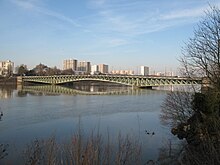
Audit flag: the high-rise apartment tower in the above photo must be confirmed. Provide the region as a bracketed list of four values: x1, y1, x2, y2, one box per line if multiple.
[63, 59, 77, 71]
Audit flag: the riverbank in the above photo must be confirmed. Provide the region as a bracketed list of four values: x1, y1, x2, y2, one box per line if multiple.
[0, 77, 17, 85]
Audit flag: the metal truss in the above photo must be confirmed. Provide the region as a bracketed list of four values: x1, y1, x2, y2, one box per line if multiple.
[20, 75, 202, 87]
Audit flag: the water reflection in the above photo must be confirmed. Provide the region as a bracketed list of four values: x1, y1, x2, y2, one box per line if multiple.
[0, 85, 16, 99]
[0, 144, 8, 160]
[20, 84, 131, 96]
[19, 83, 167, 96]
[0, 112, 3, 121]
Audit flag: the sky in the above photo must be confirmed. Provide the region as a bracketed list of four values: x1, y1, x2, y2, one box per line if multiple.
[0, 0, 220, 73]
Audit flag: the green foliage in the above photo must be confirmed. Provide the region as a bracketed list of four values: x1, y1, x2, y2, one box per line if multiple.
[17, 65, 28, 76]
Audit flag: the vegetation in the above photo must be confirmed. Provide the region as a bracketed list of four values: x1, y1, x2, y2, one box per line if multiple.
[15, 63, 82, 76]
[180, 6, 220, 90]
[21, 133, 142, 165]
[161, 6, 220, 165]
[16, 64, 29, 76]
[161, 89, 194, 127]
[15, 63, 63, 76]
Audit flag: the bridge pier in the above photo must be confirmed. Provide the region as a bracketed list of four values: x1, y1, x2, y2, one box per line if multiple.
[17, 76, 23, 85]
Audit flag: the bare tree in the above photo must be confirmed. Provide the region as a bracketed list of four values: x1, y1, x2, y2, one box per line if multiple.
[180, 6, 220, 90]
[161, 6, 220, 164]
[181, 6, 220, 117]
[162, 6, 220, 124]
[160, 89, 193, 128]
[162, 6, 220, 126]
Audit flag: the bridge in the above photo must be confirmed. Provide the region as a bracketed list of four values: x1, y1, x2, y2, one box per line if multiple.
[17, 75, 203, 88]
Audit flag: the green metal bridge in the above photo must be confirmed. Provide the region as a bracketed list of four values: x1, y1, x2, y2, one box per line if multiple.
[18, 75, 203, 88]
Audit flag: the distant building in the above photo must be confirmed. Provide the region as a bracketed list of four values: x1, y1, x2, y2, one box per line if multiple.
[140, 66, 149, 76]
[98, 64, 108, 74]
[63, 59, 77, 71]
[111, 70, 134, 75]
[77, 61, 91, 74]
[91, 65, 99, 75]
[156, 72, 165, 76]
[0, 60, 14, 76]
[156, 71, 173, 77]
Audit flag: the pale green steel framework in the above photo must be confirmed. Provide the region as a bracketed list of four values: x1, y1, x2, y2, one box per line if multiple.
[19, 75, 202, 87]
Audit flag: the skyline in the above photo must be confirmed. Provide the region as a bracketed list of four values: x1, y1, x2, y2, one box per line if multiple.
[0, 0, 220, 72]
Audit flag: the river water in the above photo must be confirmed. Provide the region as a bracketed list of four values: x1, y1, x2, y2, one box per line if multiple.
[0, 83, 179, 164]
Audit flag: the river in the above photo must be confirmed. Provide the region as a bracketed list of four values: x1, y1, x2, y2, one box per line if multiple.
[0, 82, 180, 164]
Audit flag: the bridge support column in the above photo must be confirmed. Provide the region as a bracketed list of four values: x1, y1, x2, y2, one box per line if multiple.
[17, 76, 24, 90]
[17, 76, 23, 85]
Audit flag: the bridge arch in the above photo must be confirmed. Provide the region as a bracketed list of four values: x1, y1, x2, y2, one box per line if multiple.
[56, 78, 134, 86]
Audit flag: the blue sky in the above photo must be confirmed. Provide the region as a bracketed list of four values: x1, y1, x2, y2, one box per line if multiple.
[0, 0, 220, 73]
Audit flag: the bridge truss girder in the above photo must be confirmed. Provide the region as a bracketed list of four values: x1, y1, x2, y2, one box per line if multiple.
[21, 75, 202, 88]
